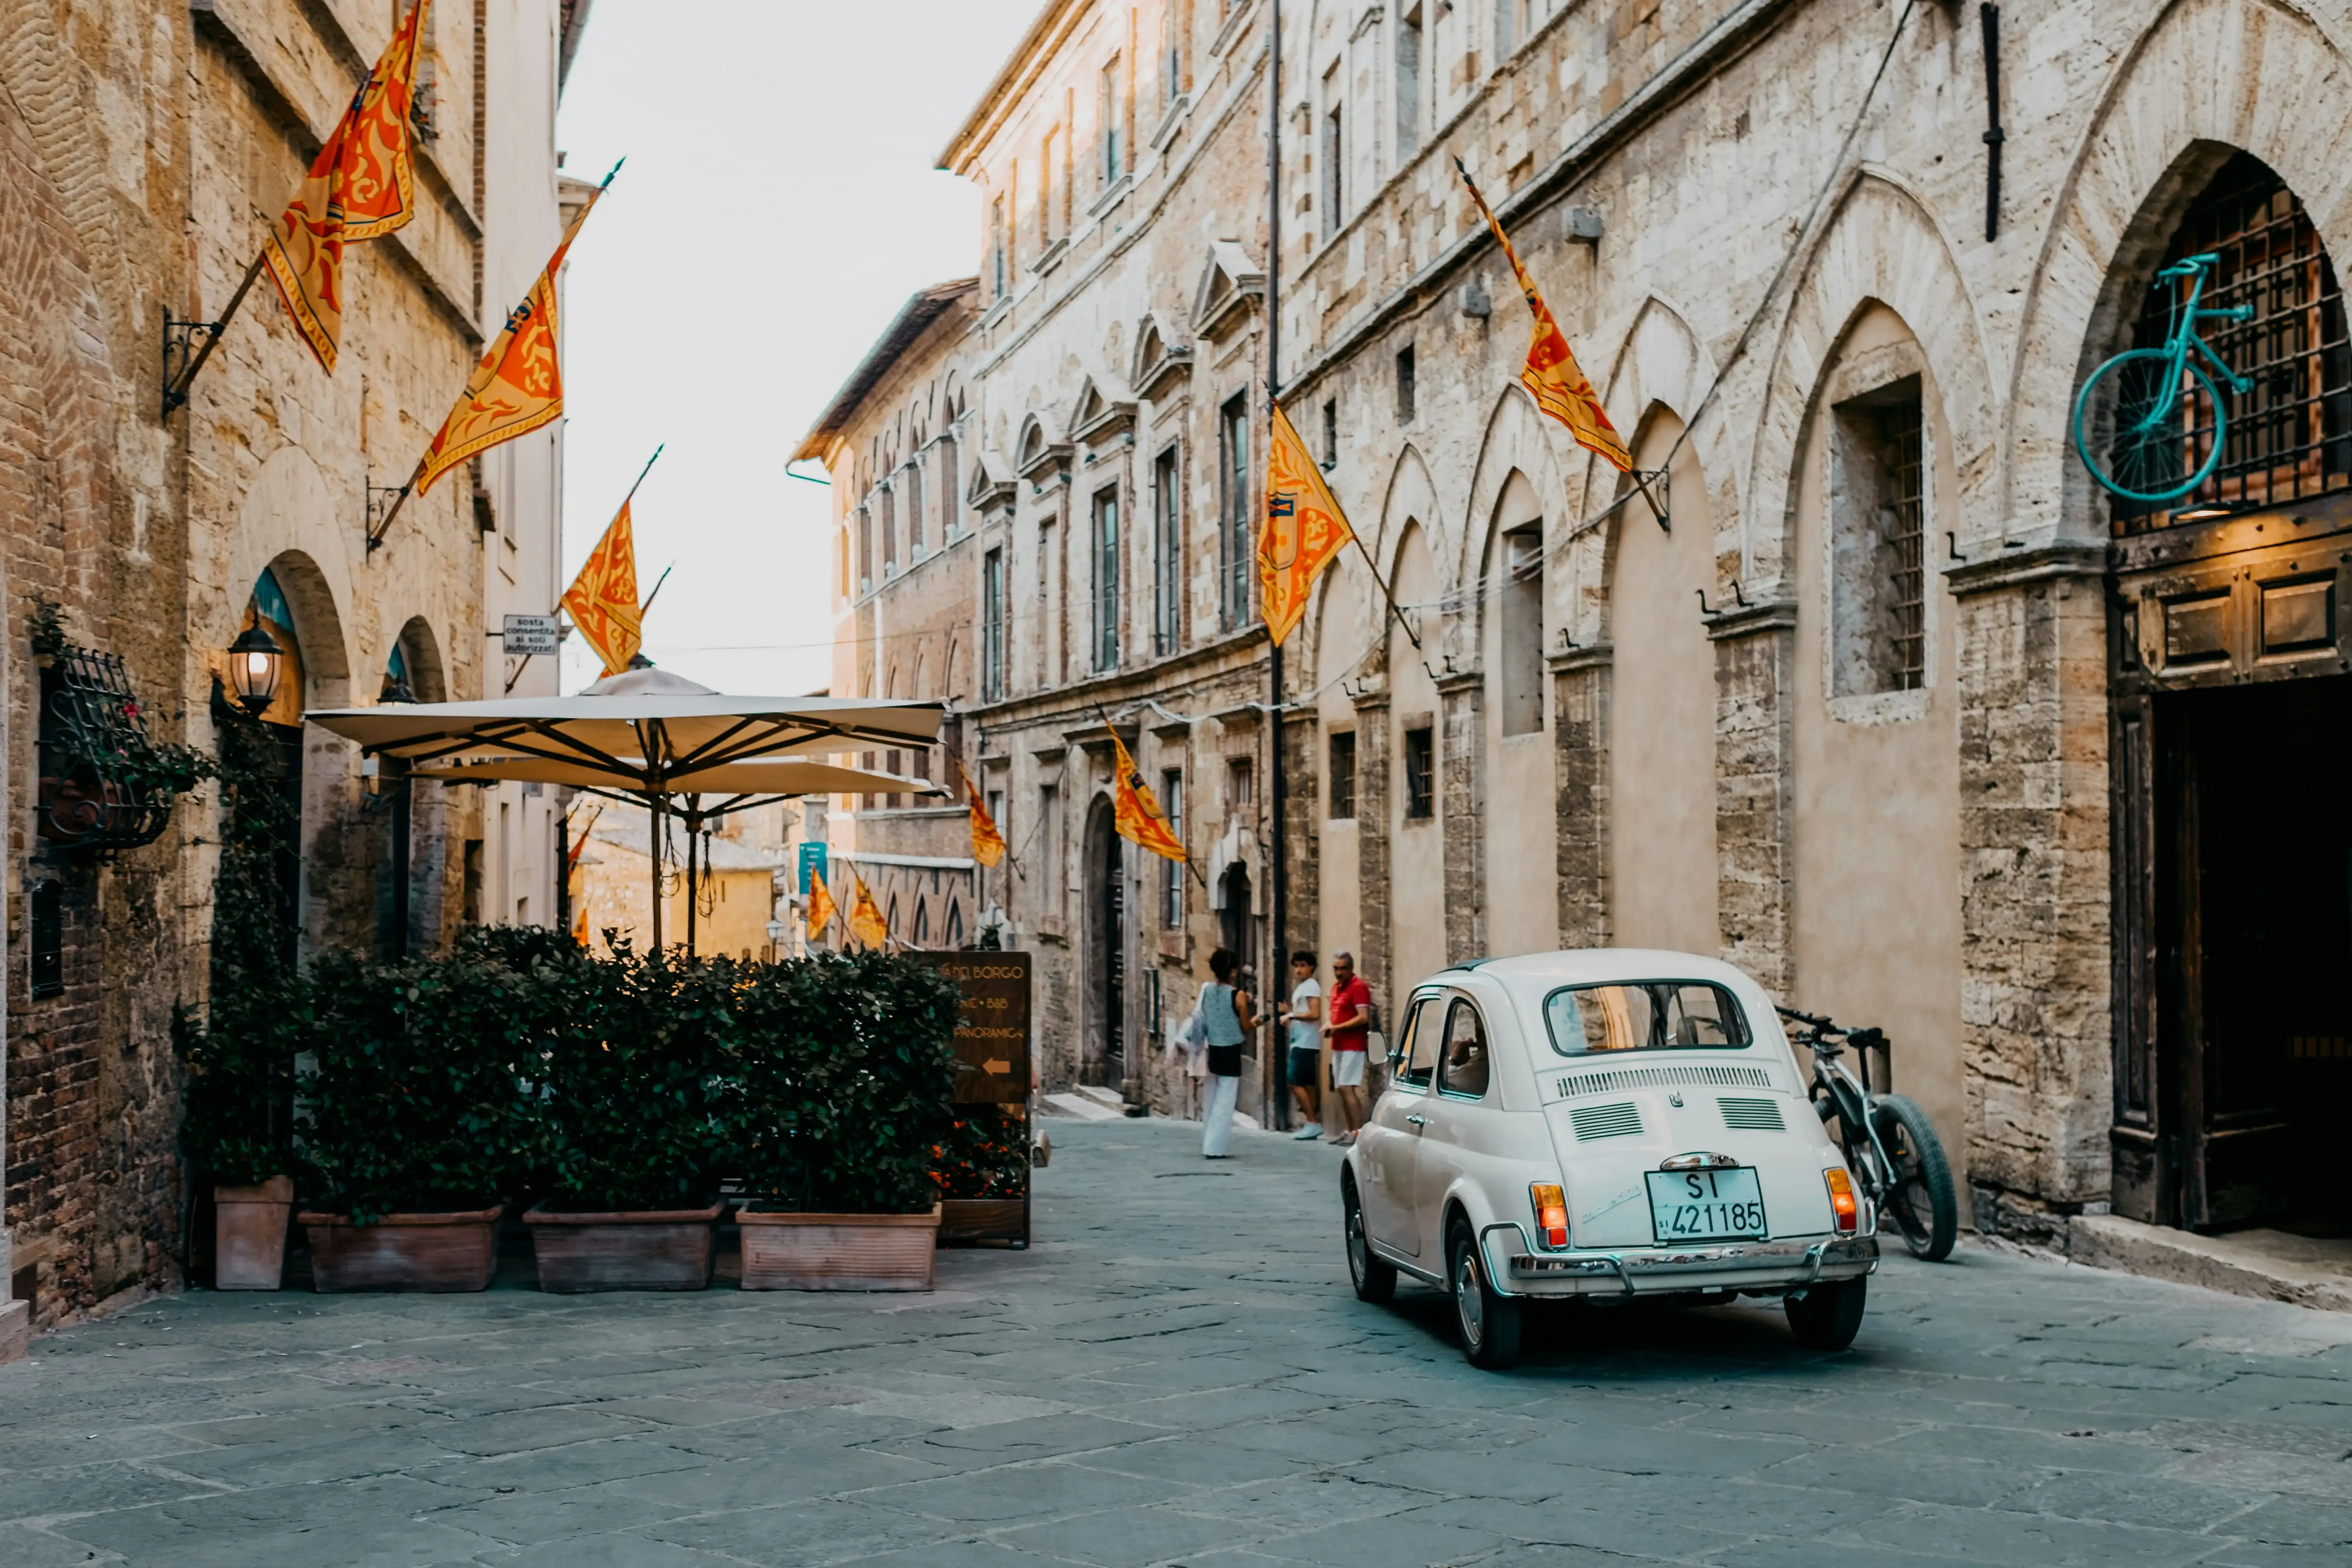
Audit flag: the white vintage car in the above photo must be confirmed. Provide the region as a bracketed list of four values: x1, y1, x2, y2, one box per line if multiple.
[1341, 949, 1878, 1368]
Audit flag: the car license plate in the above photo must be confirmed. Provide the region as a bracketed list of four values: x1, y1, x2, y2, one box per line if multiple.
[1645, 1167, 1768, 1243]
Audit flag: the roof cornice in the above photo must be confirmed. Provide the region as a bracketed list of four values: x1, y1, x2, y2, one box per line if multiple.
[792, 279, 979, 464]
[936, 0, 1089, 175]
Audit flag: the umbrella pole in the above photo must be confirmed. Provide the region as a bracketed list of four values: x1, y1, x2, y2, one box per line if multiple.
[649, 794, 665, 954]
[685, 796, 699, 957]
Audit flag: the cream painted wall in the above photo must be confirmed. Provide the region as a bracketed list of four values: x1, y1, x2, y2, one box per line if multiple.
[1608, 415, 1717, 956]
[1483, 471, 1557, 957]
[1789, 305, 1969, 1183]
[1388, 524, 1445, 994]
[1316, 567, 1364, 971]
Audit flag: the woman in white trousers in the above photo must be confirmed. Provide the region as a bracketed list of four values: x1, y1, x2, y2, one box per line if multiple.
[1198, 946, 1256, 1158]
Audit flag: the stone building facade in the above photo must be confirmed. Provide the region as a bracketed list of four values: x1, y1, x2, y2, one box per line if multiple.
[0, 0, 588, 1352]
[809, 0, 2352, 1244]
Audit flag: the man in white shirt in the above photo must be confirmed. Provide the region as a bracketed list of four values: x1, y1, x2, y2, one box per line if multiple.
[1278, 950, 1323, 1139]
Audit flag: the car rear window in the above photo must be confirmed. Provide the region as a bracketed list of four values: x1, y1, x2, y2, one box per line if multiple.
[1543, 981, 1750, 1056]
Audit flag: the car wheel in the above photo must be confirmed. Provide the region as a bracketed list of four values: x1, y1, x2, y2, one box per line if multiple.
[1447, 1219, 1521, 1370]
[1343, 1175, 1396, 1304]
[1784, 1276, 1867, 1352]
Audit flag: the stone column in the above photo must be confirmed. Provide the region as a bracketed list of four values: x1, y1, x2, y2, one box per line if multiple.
[1281, 709, 1318, 966]
[1351, 691, 1390, 992]
[1708, 600, 1799, 998]
[1549, 645, 1612, 950]
[1436, 671, 1487, 965]
[1947, 544, 2111, 1242]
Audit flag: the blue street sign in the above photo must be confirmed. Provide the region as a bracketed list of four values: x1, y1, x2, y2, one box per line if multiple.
[797, 841, 828, 896]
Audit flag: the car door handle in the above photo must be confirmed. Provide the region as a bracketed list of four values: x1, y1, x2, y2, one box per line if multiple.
[1405, 1115, 1427, 1127]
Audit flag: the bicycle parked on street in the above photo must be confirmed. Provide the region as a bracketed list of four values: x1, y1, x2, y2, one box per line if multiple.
[1775, 1005, 1958, 1262]
[2071, 251, 2254, 503]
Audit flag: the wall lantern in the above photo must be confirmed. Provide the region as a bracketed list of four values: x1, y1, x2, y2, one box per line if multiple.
[378, 670, 419, 705]
[225, 623, 285, 717]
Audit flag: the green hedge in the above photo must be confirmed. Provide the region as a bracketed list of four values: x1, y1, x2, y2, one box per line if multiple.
[180, 933, 968, 1224]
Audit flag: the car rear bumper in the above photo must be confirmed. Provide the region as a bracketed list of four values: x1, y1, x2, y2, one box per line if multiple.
[1485, 1225, 1879, 1298]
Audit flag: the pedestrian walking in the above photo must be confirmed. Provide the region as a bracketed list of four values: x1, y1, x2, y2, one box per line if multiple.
[1323, 950, 1372, 1146]
[1199, 946, 1256, 1158]
[1277, 949, 1323, 1139]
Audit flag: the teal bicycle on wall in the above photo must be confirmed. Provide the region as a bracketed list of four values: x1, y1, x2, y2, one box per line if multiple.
[2073, 252, 2254, 503]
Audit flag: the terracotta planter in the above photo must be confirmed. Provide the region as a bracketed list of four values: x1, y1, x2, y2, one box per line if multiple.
[298, 1205, 503, 1292]
[523, 1202, 722, 1292]
[214, 1176, 294, 1290]
[939, 1198, 1025, 1244]
[737, 1205, 941, 1291]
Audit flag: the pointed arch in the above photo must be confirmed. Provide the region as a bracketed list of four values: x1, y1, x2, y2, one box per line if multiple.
[1749, 168, 1997, 590]
[2006, 0, 2352, 537]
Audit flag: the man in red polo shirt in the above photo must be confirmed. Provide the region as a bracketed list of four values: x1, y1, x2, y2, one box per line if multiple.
[1322, 950, 1372, 1146]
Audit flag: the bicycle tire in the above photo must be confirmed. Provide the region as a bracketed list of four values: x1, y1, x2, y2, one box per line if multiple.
[1872, 1093, 1958, 1262]
[2073, 348, 2227, 503]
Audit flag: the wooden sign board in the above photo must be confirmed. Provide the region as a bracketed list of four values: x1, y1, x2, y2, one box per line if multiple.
[910, 952, 1031, 1106]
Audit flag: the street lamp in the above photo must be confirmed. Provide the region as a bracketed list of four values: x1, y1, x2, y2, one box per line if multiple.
[225, 623, 285, 718]
[765, 916, 785, 962]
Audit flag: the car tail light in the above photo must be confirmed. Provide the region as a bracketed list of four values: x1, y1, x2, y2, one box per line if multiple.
[1824, 1167, 1859, 1233]
[1530, 1183, 1568, 1249]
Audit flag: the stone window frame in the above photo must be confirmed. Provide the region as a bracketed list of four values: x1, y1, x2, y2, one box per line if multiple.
[1817, 336, 1944, 730]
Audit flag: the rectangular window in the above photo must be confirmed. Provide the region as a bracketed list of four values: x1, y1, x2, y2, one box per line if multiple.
[856, 504, 872, 591]
[1499, 524, 1544, 735]
[1829, 378, 1926, 696]
[1494, 0, 1519, 56]
[1091, 487, 1121, 671]
[1162, 5, 1183, 104]
[1100, 58, 1124, 184]
[1227, 755, 1253, 810]
[1543, 981, 1752, 1056]
[1041, 783, 1063, 900]
[1218, 393, 1251, 627]
[940, 438, 959, 538]
[982, 546, 1006, 699]
[1396, 345, 1416, 423]
[990, 196, 1007, 297]
[1402, 724, 1434, 818]
[1396, 6, 1422, 158]
[1327, 730, 1357, 820]
[1161, 769, 1185, 926]
[907, 461, 925, 553]
[1321, 399, 1338, 466]
[1322, 97, 1343, 227]
[987, 789, 1007, 852]
[881, 485, 897, 571]
[29, 880, 61, 999]
[1040, 131, 1056, 245]
[1152, 446, 1181, 655]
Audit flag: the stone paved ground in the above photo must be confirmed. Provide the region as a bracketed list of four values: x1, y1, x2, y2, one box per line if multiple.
[3, 1117, 2351, 1568]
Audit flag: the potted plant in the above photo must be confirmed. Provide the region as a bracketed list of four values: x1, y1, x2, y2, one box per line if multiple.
[294, 950, 539, 1291]
[175, 710, 292, 1288]
[730, 951, 960, 1290]
[936, 1105, 1029, 1243]
[519, 939, 729, 1291]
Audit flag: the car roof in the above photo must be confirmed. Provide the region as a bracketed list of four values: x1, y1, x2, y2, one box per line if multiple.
[1418, 948, 1763, 994]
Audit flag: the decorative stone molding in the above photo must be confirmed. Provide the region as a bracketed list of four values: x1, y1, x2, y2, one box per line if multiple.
[1702, 597, 1798, 642]
[1944, 540, 2107, 598]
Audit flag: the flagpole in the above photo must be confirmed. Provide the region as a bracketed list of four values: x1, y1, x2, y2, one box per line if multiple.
[1264, 0, 1289, 1132]
[164, 250, 269, 414]
[366, 453, 428, 552]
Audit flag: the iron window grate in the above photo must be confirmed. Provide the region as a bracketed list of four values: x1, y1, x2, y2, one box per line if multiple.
[1885, 406, 1926, 689]
[2115, 153, 2351, 533]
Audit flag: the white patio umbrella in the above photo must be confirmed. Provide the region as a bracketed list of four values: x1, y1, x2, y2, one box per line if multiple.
[309, 666, 944, 953]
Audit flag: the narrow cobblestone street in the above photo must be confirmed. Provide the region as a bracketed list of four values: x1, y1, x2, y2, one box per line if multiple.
[4, 1118, 2350, 1568]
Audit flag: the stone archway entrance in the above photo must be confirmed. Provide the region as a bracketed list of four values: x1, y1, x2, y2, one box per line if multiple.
[1083, 796, 1125, 1088]
[2106, 151, 2352, 1233]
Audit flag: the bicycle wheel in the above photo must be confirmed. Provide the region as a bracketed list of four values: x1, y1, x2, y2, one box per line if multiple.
[2073, 348, 2227, 503]
[1871, 1094, 1958, 1262]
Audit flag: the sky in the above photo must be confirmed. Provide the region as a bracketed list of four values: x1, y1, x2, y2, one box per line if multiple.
[551, 1, 1039, 696]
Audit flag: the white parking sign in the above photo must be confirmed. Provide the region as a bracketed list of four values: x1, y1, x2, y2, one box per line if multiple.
[502, 613, 560, 656]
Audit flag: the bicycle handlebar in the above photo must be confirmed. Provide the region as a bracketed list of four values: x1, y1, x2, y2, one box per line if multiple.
[1774, 1004, 1890, 1057]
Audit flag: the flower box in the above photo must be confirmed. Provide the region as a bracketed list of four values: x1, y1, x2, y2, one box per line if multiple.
[523, 1203, 722, 1292]
[298, 1205, 503, 1292]
[737, 1205, 940, 1291]
[214, 1176, 293, 1290]
[939, 1198, 1026, 1244]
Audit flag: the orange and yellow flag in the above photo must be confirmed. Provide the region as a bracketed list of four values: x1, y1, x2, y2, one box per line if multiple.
[1456, 162, 1630, 473]
[417, 169, 613, 495]
[958, 763, 1005, 868]
[561, 498, 643, 676]
[1110, 730, 1186, 864]
[848, 874, 890, 950]
[804, 866, 837, 941]
[1260, 400, 1357, 648]
[259, 0, 430, 373]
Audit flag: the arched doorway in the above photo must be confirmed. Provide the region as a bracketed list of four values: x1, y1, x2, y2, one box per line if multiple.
[1083, 796, 1125, 1087]
[2103, 150, 2352, 1232]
